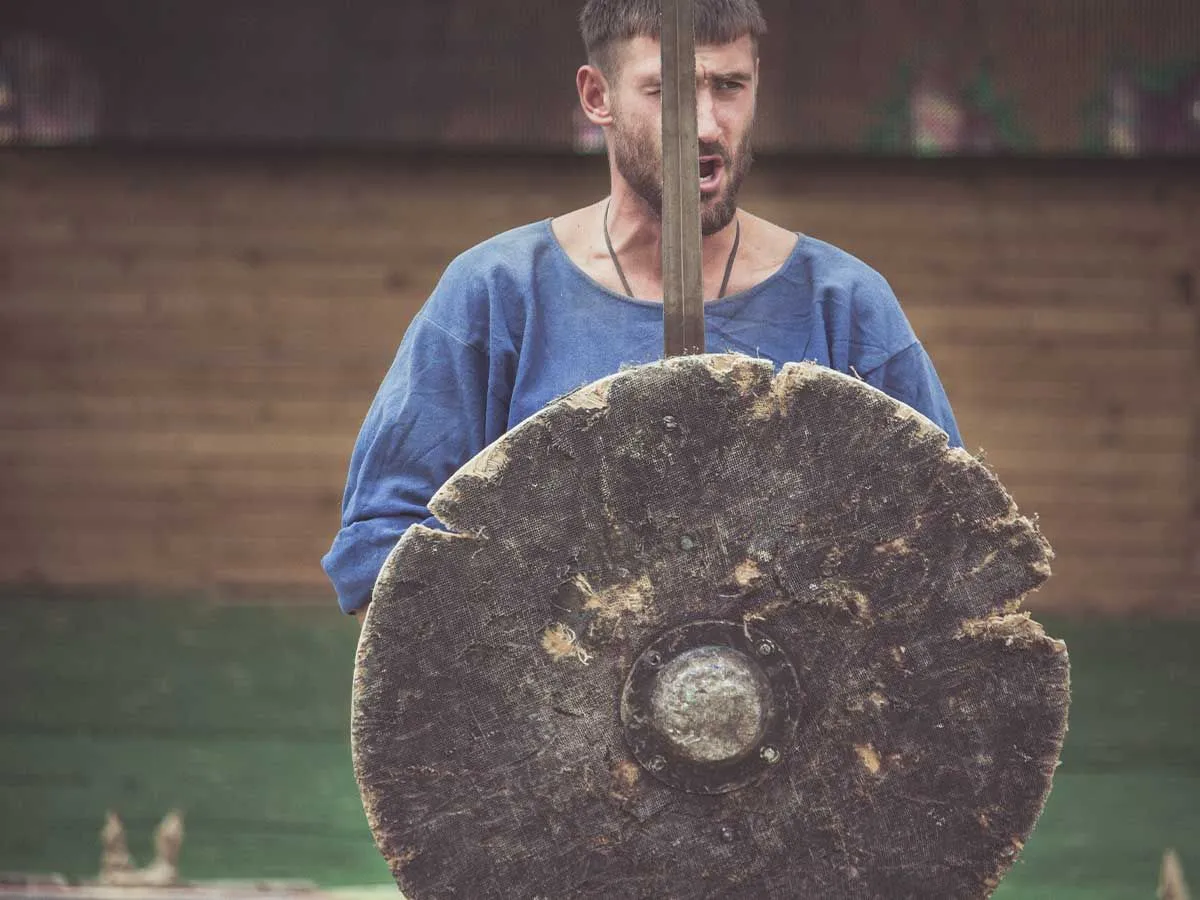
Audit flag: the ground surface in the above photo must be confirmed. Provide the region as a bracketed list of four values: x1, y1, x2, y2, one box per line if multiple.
[0, 596, 1195, 898]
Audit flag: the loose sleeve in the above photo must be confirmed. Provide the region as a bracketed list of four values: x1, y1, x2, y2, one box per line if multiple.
[862, 341, 964, 448]
[321, 312, 490, 614]
[828, 256, 964, 450]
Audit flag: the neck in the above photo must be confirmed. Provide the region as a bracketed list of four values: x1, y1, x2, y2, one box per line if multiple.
[604, 181, 740, 298]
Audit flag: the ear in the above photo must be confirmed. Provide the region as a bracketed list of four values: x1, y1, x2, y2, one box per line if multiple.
[577, 64, 614, 127]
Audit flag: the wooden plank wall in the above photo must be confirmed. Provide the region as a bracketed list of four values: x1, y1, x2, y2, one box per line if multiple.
[0, 152, 1196, 615]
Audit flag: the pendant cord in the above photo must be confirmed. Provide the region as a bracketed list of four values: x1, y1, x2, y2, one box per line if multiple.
[602, 200, 636, 298]
[718, 215, 741, 300]
[604, 200, 740, 301]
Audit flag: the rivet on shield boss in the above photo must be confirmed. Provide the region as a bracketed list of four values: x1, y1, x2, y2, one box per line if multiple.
[351, 1, 1070, 896]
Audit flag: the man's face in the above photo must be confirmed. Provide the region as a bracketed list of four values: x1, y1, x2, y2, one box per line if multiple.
[606, 35, 758, 236]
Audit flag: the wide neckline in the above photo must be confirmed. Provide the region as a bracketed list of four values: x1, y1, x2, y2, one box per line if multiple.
[541, 218, 808, 312]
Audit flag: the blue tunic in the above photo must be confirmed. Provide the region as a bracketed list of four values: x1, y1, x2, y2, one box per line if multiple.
[324, 220, 962, 613]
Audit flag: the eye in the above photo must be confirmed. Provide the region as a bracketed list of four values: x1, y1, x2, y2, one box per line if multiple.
[717, 80, 745, 93]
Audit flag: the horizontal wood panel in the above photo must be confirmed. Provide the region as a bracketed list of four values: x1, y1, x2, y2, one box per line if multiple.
[0, 468, 1183, 531]
[21, 180, 1185, 229]
[0, 395, 369, 432]
[3, 254, 400, 295]
[1, 335, 1188, 386]
[4, 282, 1173, 332]
[6, 367, 1187, 413]
[1, 154, 1195, 615]
[0, 360, 396, 396]
[0, 428, 352, 459]
[3, 220, 1192, 279]
[5, 293, 1192, 351]
[8, 363, 1181, 414]
[0, 396, 1188, 447]
[0, 535, 333, 584]
[0, 440, 1185, 491]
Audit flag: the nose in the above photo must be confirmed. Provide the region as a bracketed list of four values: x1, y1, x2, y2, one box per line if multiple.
[696, 88, 720, 144]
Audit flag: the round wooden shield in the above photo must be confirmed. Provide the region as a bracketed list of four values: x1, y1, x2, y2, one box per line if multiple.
[352, 354, 1069, 899]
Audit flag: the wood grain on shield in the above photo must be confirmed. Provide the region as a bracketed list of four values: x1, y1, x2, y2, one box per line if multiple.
[352, 355, 1069, 900]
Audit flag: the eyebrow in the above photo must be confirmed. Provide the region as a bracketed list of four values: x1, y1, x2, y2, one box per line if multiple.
[706, 70, 754, 84]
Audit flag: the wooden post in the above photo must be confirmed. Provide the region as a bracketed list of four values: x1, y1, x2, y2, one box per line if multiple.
[661, 0, 704, 356]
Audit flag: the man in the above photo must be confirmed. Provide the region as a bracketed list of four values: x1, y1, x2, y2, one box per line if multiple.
[323, 0, 962, 616]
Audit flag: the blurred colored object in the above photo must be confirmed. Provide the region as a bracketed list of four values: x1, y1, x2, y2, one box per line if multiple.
[1118, 61, 1200, 152]
[0, 60, 16, 145]
[1159, 849, 1192, 900]
[911, 68, 965, 155]
[1083, 59, 1200, 154]
[867, 57, 1033, 155]
[0, 33, 100, 145]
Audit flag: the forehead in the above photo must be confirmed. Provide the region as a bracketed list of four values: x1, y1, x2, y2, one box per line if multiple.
[615, 34, 757, 81]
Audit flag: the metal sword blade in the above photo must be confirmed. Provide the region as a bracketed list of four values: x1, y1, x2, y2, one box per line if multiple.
[661, 0, 705, 356]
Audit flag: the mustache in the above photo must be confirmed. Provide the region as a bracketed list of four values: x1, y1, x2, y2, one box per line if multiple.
[698, 141, 731, 165]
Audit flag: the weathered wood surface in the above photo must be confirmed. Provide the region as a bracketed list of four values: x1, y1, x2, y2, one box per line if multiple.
[353, 355, 1070, 899]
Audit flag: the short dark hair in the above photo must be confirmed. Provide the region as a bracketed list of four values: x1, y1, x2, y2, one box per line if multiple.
[580, 0, 767, 78]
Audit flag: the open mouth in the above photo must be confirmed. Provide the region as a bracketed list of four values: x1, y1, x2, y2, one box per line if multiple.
[699, 156, 724, 192]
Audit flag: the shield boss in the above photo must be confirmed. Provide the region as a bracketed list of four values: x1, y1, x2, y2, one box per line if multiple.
[353, 355, 1069, 899]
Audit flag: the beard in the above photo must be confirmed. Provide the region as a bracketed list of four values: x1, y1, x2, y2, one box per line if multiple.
[609, 111, 754, 236]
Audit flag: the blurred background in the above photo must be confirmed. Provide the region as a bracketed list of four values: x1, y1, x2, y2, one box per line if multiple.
[0, 0, 1196, 896]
